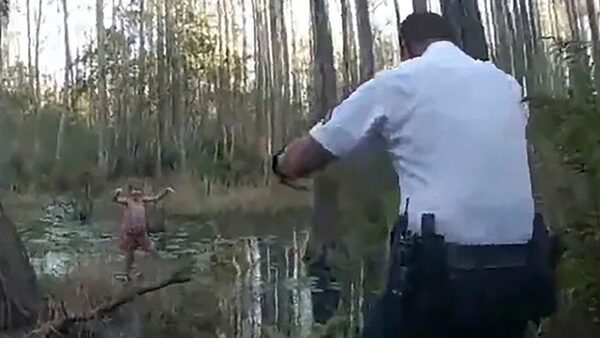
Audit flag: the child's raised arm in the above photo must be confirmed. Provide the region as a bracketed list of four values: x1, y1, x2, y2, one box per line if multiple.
[112, 188, 128, 205]
[143, 187, 175, 203]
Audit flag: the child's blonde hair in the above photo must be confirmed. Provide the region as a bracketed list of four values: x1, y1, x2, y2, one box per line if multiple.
[127, 180, 143, 193]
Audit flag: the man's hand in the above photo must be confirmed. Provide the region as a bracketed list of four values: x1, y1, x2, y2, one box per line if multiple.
[115, 188, 123, 195]
[271, 148, 288, 179]
[165, 187, 175, 194]
[272, 136, 336, 180]
[270, 136, 336, 192]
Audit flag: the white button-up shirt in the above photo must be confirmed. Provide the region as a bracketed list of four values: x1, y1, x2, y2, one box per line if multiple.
[309, 41, 534, 245]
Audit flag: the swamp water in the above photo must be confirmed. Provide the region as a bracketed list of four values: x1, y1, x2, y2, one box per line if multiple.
[16, 215, 370, 337]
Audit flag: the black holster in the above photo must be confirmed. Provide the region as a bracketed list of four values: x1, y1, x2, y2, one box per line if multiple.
[363, 213, 559, 338]
[362, 213, 413, 338]
[527, 213, 559, 320]
[363, 214, 447, 338]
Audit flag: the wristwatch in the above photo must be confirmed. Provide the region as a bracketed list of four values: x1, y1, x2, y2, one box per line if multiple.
[271, 146, 310, 191]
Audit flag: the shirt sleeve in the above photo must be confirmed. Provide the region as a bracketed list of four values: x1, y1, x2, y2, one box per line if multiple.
[309, 78, 388, 158]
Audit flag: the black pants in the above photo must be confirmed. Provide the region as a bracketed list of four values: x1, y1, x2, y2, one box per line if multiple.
[364, 213, 556, 338]
[442, 266, 530, 338]
[365, 265, 534, 338]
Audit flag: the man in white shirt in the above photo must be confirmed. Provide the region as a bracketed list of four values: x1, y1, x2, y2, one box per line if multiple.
[273, 12, 555, 338]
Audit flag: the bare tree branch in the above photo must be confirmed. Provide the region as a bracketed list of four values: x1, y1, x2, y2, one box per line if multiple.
[27, 268, 192, 338]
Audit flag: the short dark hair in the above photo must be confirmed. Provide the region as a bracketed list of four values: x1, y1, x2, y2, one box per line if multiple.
[400, 12, 456, 49]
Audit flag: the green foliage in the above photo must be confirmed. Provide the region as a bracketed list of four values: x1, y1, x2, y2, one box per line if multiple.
[547, 38, 594, 98]
[528, 94, 600, 180]
[528, 90, 600, 321]
[0, 0, 269, 191]
[179, 11, 218, 75]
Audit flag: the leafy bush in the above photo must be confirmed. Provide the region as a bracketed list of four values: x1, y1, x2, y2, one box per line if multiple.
[528, 92, 600, 321]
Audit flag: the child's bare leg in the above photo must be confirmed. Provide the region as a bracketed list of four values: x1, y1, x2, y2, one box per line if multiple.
[136, 246, 158, 280]
[142, 236, 158, 259]
[124, 250, 135, 279]
[142, 246, 159, 260]
[149, 247, 160, 258]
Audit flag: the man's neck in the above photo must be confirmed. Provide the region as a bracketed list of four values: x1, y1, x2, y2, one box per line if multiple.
[410, 39, 454, 58]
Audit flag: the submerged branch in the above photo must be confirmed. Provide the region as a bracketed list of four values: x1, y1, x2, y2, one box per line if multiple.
[27, 268, 192, 337]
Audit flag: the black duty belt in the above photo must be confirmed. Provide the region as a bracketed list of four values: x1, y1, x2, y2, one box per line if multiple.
[446, 243, 529, 270]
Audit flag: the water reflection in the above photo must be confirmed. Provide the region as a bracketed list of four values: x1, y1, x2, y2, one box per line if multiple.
[30, 251, 73, 276]
[21, 220, 357, 336]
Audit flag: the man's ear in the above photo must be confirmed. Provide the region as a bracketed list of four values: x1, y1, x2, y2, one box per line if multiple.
[401, 45, 409, 60]
[402, 42, 416, 60]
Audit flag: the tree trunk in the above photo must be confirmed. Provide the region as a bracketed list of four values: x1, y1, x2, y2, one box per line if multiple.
[440, 0, 488, 60]
[506, 0, 525, 84]
[563, 0, 582, 93]
[310, 0, 337, 122]
[309, 0, 340, 284]
[26, 0, 33, 92]
[253, 0, 271, 181]
[288, 0, 301, 110]
[55, 0, 71, 162]
[240, 0, 248, 99]
[491, 0, 512, 73]
[34, 0, 42, 108]
[481, 0, 494, 60]
[156, 0, 166, 176]
[0, 0, 10, 72]
[225, 0, 237, 165]
[0, 3, 5, 74]
[269, 0, 283, 150]
[215, 0, 225, 171]
[585, 0, 600, 91]
[0, 15, 3, 74]
[135, 0, 146, 163]
[0, 199, 39, 331]
[96, 0, 109, 176]
[393, 0, 403, 53]
[60, 0, 72, 110]
[526, 0, 543, 88]
[280, 0, 291, 143]
[118, 0, 131, 174]
[30, 0, 42, 164]
[263, 0, 273, 178]
[165, 0, 184, 171]
[26, 0, 38, 164]
[516, 0, 535, 92]
[252, 0, 264, 174]
[165, 0, 174, 140]
[341, 0, 358, 98]
[355, 0, 374, 83]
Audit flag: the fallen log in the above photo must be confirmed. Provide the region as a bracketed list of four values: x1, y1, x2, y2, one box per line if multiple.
[0, 198, 40, 330]
[27, 268, 192, 337]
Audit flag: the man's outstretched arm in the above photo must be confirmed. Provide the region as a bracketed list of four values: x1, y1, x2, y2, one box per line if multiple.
[274, 76, 389, 181]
